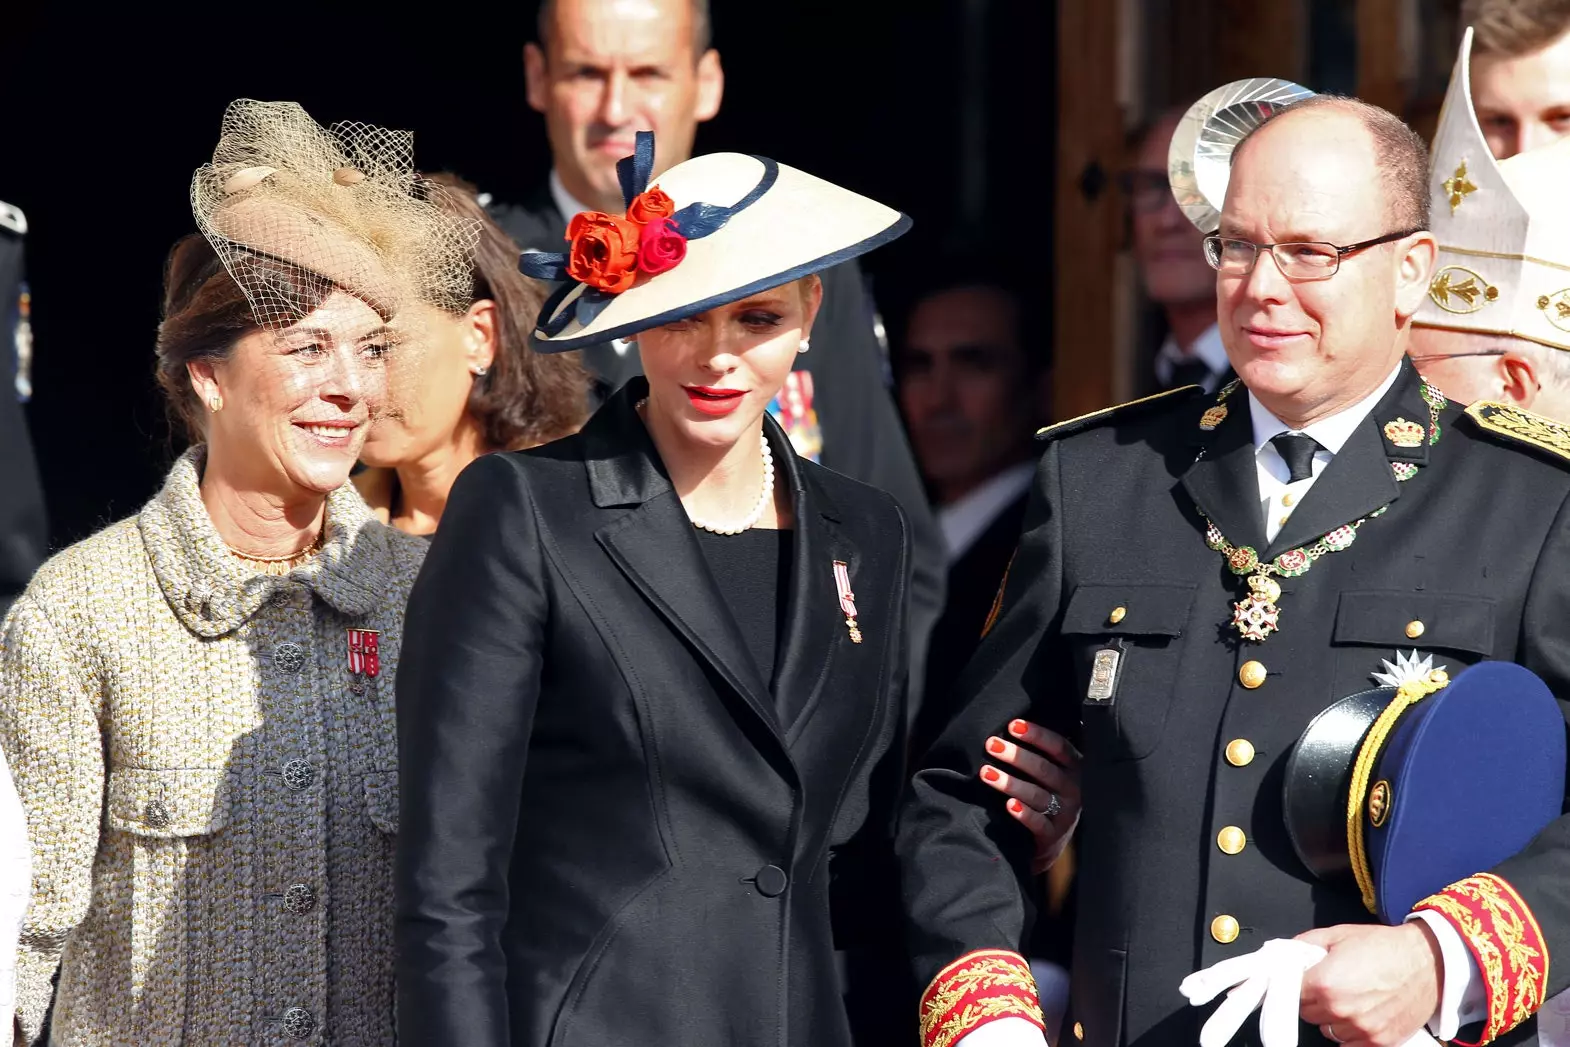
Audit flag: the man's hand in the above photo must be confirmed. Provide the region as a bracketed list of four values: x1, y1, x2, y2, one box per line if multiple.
[1296, 922, 1443, 1047]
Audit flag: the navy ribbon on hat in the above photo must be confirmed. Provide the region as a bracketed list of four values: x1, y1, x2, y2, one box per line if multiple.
[521, 130, 780, 336]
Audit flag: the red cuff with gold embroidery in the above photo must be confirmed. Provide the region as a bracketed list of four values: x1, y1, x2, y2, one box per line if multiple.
[1412, 873, 1550, 1045]
[919, 949, 1044, 1047]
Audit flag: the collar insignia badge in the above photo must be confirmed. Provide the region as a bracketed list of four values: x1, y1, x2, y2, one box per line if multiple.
[1383, 418, 1425, 448]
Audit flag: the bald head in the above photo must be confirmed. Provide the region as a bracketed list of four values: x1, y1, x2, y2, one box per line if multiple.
[1233, 96, 1431, 232]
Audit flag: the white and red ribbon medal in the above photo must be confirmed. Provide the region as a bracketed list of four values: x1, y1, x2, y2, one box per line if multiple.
[346, 628, 380, 694]
[832, 560, 862, 644]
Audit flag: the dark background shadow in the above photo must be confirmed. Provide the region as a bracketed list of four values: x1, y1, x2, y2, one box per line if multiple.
[1, 1, 1053, 547]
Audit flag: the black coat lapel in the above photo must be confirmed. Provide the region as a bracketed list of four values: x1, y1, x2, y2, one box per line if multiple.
[1263, 362, 1425, 558]
[588, 381, 779, 734]
[1181, 393, 1268, 556]
[771, 434, 855, 739]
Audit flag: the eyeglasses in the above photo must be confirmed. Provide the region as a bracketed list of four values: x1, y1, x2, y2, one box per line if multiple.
[1203, 229, 1423, 280]
[1408, 349, 1508, 364]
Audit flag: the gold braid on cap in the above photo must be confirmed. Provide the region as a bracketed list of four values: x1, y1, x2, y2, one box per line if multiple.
[190, 99, 478, 331]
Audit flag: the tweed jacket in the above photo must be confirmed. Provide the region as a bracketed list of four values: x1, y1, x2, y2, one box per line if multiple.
[0, 448, 427, 1047]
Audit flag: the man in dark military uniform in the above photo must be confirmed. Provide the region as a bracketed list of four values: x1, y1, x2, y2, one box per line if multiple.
[492, 0, 945, 710]
[0, 199, 46, 619]
[896, 94, 1570, 1047]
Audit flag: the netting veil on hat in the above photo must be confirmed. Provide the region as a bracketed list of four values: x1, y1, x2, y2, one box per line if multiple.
[191, 99, 477, 330]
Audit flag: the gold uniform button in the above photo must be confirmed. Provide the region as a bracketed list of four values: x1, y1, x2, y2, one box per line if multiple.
[1281, 492, 1296, 507]
[1073, 1022, 1084, 1041]
[1406, 620, 1425, 639]
[1217, 826, 1247, 854]
[1225, 739, 1255, 767]
[1211, 914, 1240, 944]
[1109, 606, 1127, 624]
[1238, 660, 1267, 689]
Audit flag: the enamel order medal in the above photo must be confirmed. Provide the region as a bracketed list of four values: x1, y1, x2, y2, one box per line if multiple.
[346, 628, 380, 694]
[832, 561, 863, 643]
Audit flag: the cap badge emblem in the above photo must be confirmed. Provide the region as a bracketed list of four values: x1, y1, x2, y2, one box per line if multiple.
[1442, 160, 1478, 213]
[1368, 780, 1392, 827]
[1538, 290, 1570, 333]
[1383, 418, 1425, 449]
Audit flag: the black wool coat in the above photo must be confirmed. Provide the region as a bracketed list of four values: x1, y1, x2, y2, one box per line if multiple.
[396, 380, 912, 1047]
[899, 360, 1570, 1047]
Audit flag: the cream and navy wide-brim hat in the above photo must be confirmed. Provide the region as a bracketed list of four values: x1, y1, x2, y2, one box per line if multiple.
[1415, 27, 1570, 351]
[523, 131, 910, 351]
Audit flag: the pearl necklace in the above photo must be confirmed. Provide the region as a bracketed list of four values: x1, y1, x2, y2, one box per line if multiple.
[637, 397, 775, 534]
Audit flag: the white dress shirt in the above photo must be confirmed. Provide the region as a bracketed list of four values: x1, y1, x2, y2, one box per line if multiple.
[549, 170, 632, 357]
[953, 364, 1490, 1047]
[1155, 322, 1230, 393]
[938, 462, 1036, 564]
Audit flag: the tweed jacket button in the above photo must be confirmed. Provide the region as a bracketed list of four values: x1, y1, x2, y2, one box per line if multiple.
[283, 884, 317, 914]
[282, 760, 317, 791]
[143, 799, 171, 829]
[1211, 914, 1240, 944]
[1225, 739, 1255, 767]
[274, 641, 307, 674]
[1238, 661, 1267, 689]
[753, 865, 789, 897]
[281, 1007, 315, 1039]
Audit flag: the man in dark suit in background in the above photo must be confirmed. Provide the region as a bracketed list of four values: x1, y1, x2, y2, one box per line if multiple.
[490, 0, 945, 708]
[0, 200, 46, 619]
[896, 276, 1048, 758]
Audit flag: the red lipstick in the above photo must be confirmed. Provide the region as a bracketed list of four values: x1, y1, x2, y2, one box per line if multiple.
[683, 385, 746, 416]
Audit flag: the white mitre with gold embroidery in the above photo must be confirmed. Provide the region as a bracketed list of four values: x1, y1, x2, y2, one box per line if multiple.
[1417, 27, 1570, 351]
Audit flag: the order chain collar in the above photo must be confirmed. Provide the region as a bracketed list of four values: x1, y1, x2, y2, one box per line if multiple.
[1196, 378, 1447, 643]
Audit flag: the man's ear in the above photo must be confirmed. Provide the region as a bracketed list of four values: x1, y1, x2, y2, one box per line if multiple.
[1393, 232, 1438, 323]
[525, 42, 549, 115]
[1500, 351, 1542, 408]
[694, 49, 724, 123]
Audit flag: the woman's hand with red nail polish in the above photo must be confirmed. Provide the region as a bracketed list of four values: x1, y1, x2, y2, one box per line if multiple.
[977, 721, 1083, 874]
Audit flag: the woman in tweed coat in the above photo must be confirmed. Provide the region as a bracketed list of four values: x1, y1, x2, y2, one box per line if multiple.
[0, 101, 461, 1046]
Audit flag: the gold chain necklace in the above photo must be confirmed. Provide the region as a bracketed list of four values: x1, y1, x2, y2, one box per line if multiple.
[1198, 380, 1446, 643]
[228, 529, 326, 577]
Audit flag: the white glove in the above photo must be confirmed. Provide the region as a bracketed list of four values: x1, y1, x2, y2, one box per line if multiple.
[1180, 940, 1441, 1047]
[1181, 939, 1327, 1047]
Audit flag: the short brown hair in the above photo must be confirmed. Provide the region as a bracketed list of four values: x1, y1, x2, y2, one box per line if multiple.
[424, 173, 590, 450]
[1464, 0, 1570, 58]
[536, 0, 712, 57]
[154, 237, 333, 444]
[1234, 95, 1431, 231]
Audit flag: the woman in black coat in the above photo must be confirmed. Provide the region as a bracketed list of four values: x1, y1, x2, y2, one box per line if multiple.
[394, 133, 913, 1047]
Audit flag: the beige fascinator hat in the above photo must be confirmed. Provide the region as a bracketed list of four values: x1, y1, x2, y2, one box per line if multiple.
[1414, 28, 1570, 351]
[524, 132, 911, 351]
[190, 99, 476, 330]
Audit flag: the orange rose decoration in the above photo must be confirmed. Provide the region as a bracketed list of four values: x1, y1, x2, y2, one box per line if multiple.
[626, 187, 676, 225]
[565, 212, 641, 293]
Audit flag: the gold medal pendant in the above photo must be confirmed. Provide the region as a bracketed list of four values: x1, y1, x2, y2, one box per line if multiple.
[1230, 573, 1282, 642]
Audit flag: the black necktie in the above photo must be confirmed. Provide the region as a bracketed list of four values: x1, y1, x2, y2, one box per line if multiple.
[1271, 432, 1321, 484]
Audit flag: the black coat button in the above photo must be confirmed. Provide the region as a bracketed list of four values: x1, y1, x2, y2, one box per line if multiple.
[753, 865, 788, 897]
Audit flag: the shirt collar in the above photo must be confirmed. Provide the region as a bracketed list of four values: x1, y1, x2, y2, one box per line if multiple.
[549, 169, 593, 226]
[937, 461, 1036, 562]
[1248, 363, 1403, 455]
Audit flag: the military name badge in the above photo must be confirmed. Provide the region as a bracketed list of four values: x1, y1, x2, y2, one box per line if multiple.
[346, 628, 380, 694]
[1383, 418, 1425, 449]
[832, 560, 863, 644]
[1087, 645, 1121, 702]
[1199, 404, 1228, 431]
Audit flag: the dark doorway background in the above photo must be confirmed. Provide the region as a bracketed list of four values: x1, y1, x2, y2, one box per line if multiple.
[2, 3, 1052, 547]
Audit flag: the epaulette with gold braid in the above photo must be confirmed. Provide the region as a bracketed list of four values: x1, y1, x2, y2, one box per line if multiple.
[1035, 384, 1204, 442]
[1463, 401, 1570, 465]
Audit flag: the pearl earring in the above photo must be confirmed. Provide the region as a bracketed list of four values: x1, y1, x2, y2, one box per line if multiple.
[471, 365, 489, 377]
[798, 338, 811, 353]
[207, 394, 223, 413]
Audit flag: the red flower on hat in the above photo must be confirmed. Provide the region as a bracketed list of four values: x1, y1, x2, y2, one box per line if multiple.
[566, 212, 641, 293]
[627, 187, 676, 225]
[638, 217, 688, 275]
